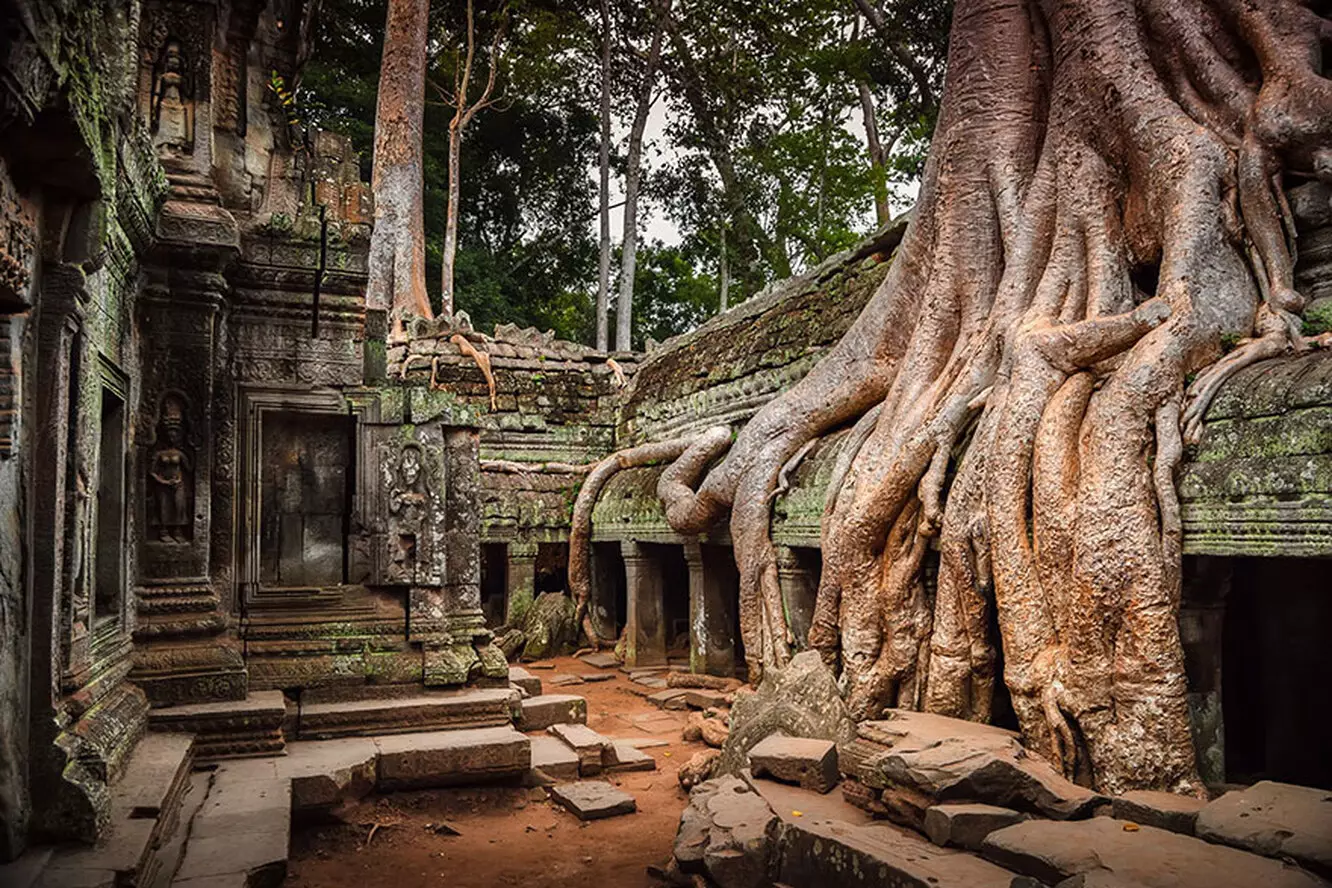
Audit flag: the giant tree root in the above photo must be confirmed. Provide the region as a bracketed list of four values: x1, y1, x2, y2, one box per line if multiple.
[636, 0, 1330, 798]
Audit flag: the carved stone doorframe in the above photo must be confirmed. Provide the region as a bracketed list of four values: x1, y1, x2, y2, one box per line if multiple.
[235, 383, 379, 608]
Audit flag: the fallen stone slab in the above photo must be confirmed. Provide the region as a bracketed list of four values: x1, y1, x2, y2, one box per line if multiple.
[923, 802, 1028, 851]
[748, 735, 839, 794]
[548, 723, 612, 775]
[1111, 789, 1205, 835]
[684, 689, 729, 710]
[519, 694, 588, 731]
[981, 817, 1327, 888]
[509, 665, 543, 697]
[297, 687, 518, 740]
[633, 675, 669, 690]
[580, 672, 614, 683]
[548, 673, 585, 687]
[675, 776, 777, 887]
[550, 782, 636, 820]
[843, 709, 1106, 827]
[647, 688, 690, 710]
[530, 735, 581, 781]
[1195, 780, 1332, 878]
[607, 741, 656, 772]
[278, 738, 378, 810]
[580, 652, 620, 669]
[376, 726, 530, 789]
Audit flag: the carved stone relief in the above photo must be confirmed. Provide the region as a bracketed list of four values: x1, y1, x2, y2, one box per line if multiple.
[146, 392, 195, 544]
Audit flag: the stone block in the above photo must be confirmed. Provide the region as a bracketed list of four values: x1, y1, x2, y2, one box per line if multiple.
[580, 652, 619, 669]
[147, 690, 286, 761]
[647, 688, 690, 710]
[547, 723, 612, 775]
[509, 665, 542, 697]
[1195, 780, 1332, 878]
[1111, 789, 1205, 835]
[376, 726, 530, 789]
[529, 735, 581, 781]
[981, 817, 1326, 888]
[922, 803, 1028, 850]
[278, 738, 378, 810]
[519, 694, 588, 731]
[748, 735, 839, 793]
[684, 689, 729, 710]
[550, 782, 636, 820]
[607, 741, 656, 773]
[297, 687, 516, 740]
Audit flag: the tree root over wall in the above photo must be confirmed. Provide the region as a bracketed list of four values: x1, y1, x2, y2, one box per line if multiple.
[570, 0, 1332, 796]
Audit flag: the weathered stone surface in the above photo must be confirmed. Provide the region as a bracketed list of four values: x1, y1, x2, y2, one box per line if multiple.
[648, 688, 690, 710]
[529, 735, 581, 781]
[518, 694, 588, 731]
[684, 689, 729, 710]
[173, 765, 290, 888]
[509, 665, 542, 697]
[692, 777, 778, 888]
[376, 726, 530, 789]
[718, 651, 856, 777]
[922, 803, 1028, 851]
[1195, 780, 1332, 878]
[843, 709, 1106, 827]
[580, 652, 619, 669]
[982, 817, 1327, 888]
[147, 691, 286, 761]
[1111, 789, 1205, 835]
[607, 741, 656, 773]
[547, 723, 612, 775]
[748, 734, 839, 793]
[298, 687, 517, 740]
[550, 782, 636, 820]
[278, 738, 378, 810]
[548, 673, 585, 687]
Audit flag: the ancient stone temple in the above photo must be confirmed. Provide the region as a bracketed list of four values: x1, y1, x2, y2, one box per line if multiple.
[1, 1, 1330, 886]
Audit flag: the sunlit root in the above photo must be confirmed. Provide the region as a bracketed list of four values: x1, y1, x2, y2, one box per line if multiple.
[448, 333, 497, 410]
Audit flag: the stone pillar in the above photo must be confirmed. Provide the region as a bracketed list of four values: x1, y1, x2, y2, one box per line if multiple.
[684, 541, 736, 677]
[505, 540, 539, 627]
[130, 181, 244, 706]
[622, 541, 666, 667]
[776, 546, 819, 650]
[587, 543, 620, 642]
[1180, 555, 1229, 788]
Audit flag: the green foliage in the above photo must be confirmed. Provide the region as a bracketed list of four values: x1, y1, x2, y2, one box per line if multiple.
[301, 0, 950, 344]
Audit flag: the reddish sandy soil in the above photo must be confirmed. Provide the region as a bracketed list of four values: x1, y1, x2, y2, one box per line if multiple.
[287, 656, 709, 888]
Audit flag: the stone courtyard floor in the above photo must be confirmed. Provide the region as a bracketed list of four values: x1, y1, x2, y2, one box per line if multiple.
[286, 655, 705, 888]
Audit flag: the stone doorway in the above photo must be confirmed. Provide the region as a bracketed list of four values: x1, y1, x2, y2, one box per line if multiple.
[258, 410, 355, 588]
[1222, 557, 1332, 790]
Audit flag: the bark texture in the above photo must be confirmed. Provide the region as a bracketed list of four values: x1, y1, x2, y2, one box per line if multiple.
[367, 0, 431, 321]
[571, 0, 1332, 796]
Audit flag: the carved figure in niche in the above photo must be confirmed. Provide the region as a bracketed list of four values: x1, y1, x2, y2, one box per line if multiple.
[150, 37, 195, 155]
[149, 394, 194, 543]
[68, 467, 92, 630]
[388, 443, 426, 524]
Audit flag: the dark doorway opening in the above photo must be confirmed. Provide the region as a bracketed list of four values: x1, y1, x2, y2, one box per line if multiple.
[480, 543, 507, 627]
[94, 388, 126, 621]
[1223, 557, 1332, 789]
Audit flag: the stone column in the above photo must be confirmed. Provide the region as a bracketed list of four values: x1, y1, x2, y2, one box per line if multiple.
[776, 546, 819, 650]
[684, 541, 736, 677]
[505, 540, 539, 627]
[622, 541, 666, 667]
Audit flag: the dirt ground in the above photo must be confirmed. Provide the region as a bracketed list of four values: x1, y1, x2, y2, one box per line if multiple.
[287, 655, 710, 888]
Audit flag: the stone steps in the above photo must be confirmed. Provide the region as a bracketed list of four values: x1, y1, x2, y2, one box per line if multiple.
[0, 733, 196, 888]
[296, 686, 520, 740]
[148, 691, 286, 761]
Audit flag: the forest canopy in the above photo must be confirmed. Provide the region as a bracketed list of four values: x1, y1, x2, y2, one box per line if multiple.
[298, 0, 949, 348]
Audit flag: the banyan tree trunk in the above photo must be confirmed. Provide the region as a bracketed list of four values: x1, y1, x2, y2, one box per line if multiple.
[603, 0, 1332, 797]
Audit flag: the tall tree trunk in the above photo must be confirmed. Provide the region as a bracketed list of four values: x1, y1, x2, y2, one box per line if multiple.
[718, 224, 729, 313]
[595, 0, 613, 351]
[575, 0, 1332, 797]
[614, 5, 667, 353]
[367, 0, 432, 324]
[442, 121, 461, 315]
[857, 80, 890, 227]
